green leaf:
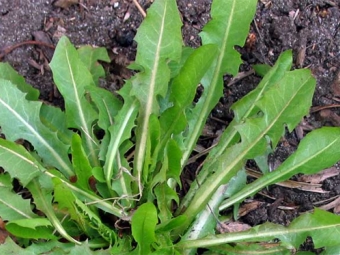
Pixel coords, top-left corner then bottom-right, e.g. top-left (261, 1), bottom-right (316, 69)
top-left (221, 127), bottom-right (340, 210)
top-left (0, 237), bottom-right (36, 255)
top-left (6, 218), bottom-right (56, 239)
top-left (0, 173), bottom-right (12, 188)
top-left (0, 138), bottom-right (43, 186)
top-left (132, 202), bottom-right (158, 254)
top-left (0, 187), bottom-right (37, 221)
top-left (50, 36), bottom-right (99, 166)
top-left (86, 86), bottom-right (122, 130)
top-left (178, 50), bottom-right (293, 215)
top-left (71, 133), bottom-right (94, 192)
top-left (179, 68), bottom-right (316, 234)
top-left (132, 0), bottom-right (182, 194)
top-left (181, 0), bottom-right (257, 166)
top-left (44, 170), bottom-right (125, 218)
top-left (78, 45), bottom-right (110, 86)
top-left (27, 178), bottom-right (81, 244)
top-left (0, 80), bottom-right (73, 177)
top-left (154, 183), bottom-right (179, 222)
top-left (200, 0), bottom-right (257, 76)
top-left (26, 239), bottom-right (111, 255)
top-left (176, 209), bottom-right (340, 251)
top-left (253, 64), bottom-right (272, 77)
top-left (154, 44), bottom-right (218, 170)
top-left (40, 104), bottom-right (73, 145)
top-left (73, 199), bottom-right (117, 245)
top-left (204, 243), bottom-right (291, 255)
top-left (0, 62), bottom-right (39, 100)
top-left (52, 177), bottom-right (85, 231)
top-left (156, 215), bottom-right (187, 233)
top-left (321, 245), bottom-right (340, 255)
top-left (181, 184), bottom-right (229, 255)
top-left (103, 81), bottom-right (138, 194)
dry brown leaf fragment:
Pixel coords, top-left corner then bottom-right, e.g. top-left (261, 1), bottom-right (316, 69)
top-left (238, 200), bottom-right (263, 217)
top-left (0, 218), bottom-right (9, 244)
top-left (53, 0), bottom-right (79, 9)
top-left (297, 167), bottom-right (340, 184)
top-left (217, 221), bottom-right (251, 234)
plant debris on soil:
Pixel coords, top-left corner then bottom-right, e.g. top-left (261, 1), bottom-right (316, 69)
top-left (0, 0), bottom-right (340, 253)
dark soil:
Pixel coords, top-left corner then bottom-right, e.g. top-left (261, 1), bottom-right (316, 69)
top-left (1, 0), bottom-right (340, 253)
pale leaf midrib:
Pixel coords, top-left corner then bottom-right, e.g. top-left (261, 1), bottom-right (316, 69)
top-left (65, 51), bottom-right (97, 164)
top-left (135, 3), bottom-right (168, 184)
top-left (0, 197), bottom-right (33, 219)
top-left (221, 135), bottom-right (339, 210)
top-left (0, 98), bottom-right (71, 174)
top-left (189, 76), bottom-right (310, 215)
top-left (187, 220), bottom-right (340, 247)
top-left (106, 102), bottom-right (137, 185)
top-left (182, 0), bottom-right (236, 166)
top-left (0, 144), bottom-right (40, 169)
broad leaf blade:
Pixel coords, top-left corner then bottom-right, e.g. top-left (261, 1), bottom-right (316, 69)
top-left (0, 187), bottom-right (37, 220)
top-left (178, 50), bottom-right (293, 215)
top-left (180, 69), bottom-right (316, 232)
top-left (0, 62), bottom-right (39, 100)
top-left (132, 202), bottom-right (158, 254)
top-left (176, 209), bottom-right (340, 251)
top-left (40, 104), bottom-right (73, 145)
top-left (221, 127), bottom-right (340, 210)
top-left (153, 44), bottom-right (218, 171)
top-left (86, 86), bottom-right (122, 130)
top-left (71, 134), bottom-right (94, 193)
top-left (0, 138), bottom-right (42, 186)
top-left (181, 0), bottom-right (257, 165)
top-left (103, 81), bottom-right (139, 195)
top-left (131, 0), bottom-right (182, 194)
top-left (0, 237), bottom-right (36, 255)
top-left (27, 178), bottom-right (81, 244)
top-left (78, 45), bottom-right (110, 86)
top-left (50, 36), bottom-right (99, 166)
top-left (6, 218), bottom-right (55, 239)
top-left (0, 80), bottom-right (73, 177)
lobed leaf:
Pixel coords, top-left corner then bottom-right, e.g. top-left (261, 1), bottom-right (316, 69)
top-left (0, 237), bottom-right (36, 255)
top-left (132, 202), bottom-right (158, 254)
top-left (77, 45), bottom-right (110, 86)
top-left (0, 237), bottom-right (110, 255)
top-left (86, 86), bottom-right (122, 131)
top-left (27, 178), bottom-right (81, 244)
top-left (181, 0), bottom-right (257, 166)
top-left (131, 0), bottom-right (182, 195)
top-left (0, 80), bottom-right (73, 177)
top-left (50, 36), bottom-right (99, 166)
top-left (176, 209), bottom-right (340, 251)
top-left (73, 199), bottom-right (117, 245)
top-left (179, 68), bottom-right (316, 233)
top-left (6, 218), bottom-right (55, 240)
top-left (0, 62), bottom-right (39, 100)
top-left (154, 44), bottom-right (218, 169)
top-left (0, 138), bottom-right (42, 186)
top-left (220, 127), bottom-right (340, 210)
top-left (0, 187), bottom-right (37, 221)
top-left (40, 104), bottom-right (73, 145)
top-left (154, 183), bottom-right (179, 223)
top-left (71, 133), bottom-right (94, 193)
top-left (103, 81), bottom-right (138, 196)
top-left (178, 50), bottom-right (293, 214)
